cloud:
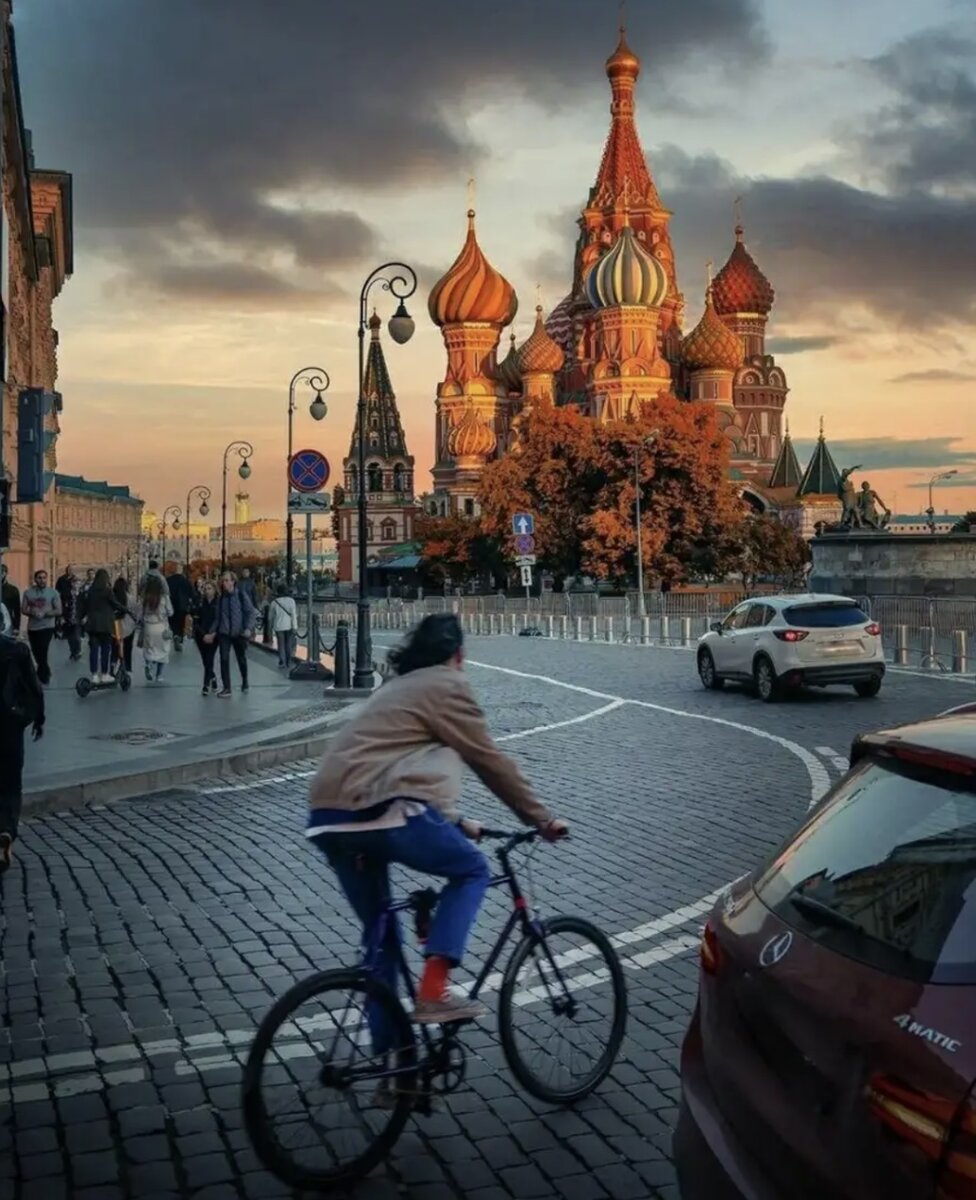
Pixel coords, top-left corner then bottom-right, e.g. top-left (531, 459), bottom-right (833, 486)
top-left (16, 0), bottom-right (768, 304)
top-left (791, 436), bottom-right (976, 472)
top-left (888, 368), bottom-right (976, 383)
top-left (766, 335), bottom-right (840, 355)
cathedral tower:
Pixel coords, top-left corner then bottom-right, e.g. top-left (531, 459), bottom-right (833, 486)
top-left (428, 208), bottom-right (517, 516)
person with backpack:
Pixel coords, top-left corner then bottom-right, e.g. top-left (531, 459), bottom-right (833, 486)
top-left (267, 582), bottom-right (298, 668)
top-left (0, 605), bottom-right (44, 871)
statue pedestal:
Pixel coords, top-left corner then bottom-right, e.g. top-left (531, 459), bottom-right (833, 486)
top-left (810, 532), bottom-right (976, 597)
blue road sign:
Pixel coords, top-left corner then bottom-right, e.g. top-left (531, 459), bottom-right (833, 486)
top-left (514, 533), bottom-right (535, 555)
top-left (512, 512), bottom-right (535, 536)
top-left (288, 448), bottom-right (330, 493)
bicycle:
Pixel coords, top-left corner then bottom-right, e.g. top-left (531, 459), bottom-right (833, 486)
top-left (242, 828), bottom-right (628, 1191)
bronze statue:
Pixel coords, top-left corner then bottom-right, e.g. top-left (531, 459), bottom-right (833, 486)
top-left (857, 480), bottom-right (891, 530)
top-left (838, 465), bottom-right (863, 528)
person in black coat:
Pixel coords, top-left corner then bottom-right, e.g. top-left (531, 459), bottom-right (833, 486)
top-left (79, 568), bottom-right (125, 683)
top-left (1, 565), bottom-right (21, 634)
top-left (167, 565), bottom-right (194, 651)
top-left (193, 580), bottom-right (220, 695)
top-left (0, 606), bottom-right (44, 871)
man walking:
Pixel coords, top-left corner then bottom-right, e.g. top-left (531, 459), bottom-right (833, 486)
top-left (238, 567), bottom-right (259, 612)
top-left (55, 563), bottom-right (83, 661)
top-left (0, 605), bottom-right (44, 871)
top-left (167, 564), bottom-right (194, 651)
top-left (21, 569), bottom-right (61, 685)
top-left (1, 565), bottom-right (21, 635)
top-left (216, 571), bottom-right (256, 697)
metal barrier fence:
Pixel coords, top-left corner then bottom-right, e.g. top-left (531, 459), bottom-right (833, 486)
top-left (309, 595), bottom-right (976, 674)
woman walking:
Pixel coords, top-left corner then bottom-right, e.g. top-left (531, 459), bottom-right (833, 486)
top-left (0, 604), bottom-right (44, 871)
top-left (112, 576), bottom-right (139, 673)
top-left (79, 569), bottom-right (124, 684)
top-left (194, 580), bottom-right (220, 695)
top-left (140, 574), bottom-right (173, 682)
top-left (268, 583), bottom-right (298, 669)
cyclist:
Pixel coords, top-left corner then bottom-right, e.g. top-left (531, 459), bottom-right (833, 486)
top-left (308, 613), bottom-right (567, 1028)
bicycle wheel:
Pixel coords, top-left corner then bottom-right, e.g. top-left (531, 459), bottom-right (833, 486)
top-left (242, 969), bottom-right (417, 1190)
top-left (499, 915), bottom-right (627, 1105)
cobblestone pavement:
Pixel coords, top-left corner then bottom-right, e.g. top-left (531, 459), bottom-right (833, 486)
top-left (1, 639), bottom-right (968, 1200)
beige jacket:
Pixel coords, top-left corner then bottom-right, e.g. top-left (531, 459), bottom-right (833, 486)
top-left (309, 664), bottom-right (550, 827)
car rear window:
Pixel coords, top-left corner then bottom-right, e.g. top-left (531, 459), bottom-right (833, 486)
top-left (783, 602), bottom-right (868, 628)
top-left (754, 758), bottom-right (976, 984)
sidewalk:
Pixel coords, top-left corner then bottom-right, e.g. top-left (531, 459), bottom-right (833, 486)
top-left (22, 636), bottom-right (355, 813)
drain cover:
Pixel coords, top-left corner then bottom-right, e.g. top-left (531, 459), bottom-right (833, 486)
top-left (101, 729), bottom-right (179, 746)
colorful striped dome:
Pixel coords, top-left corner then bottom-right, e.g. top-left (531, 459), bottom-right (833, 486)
top-left (446, 407), bottom-right (497, 459)
top-left (428, 210), bottom-right (518, 328)
top-left (584, 224), bottom-right (668, 310)
top-left (517, 306), bottom-right (565, 375)
top-left (682, 288), bottom-right (745, 372)
top-left (496, 330), bottom-right (523, 394)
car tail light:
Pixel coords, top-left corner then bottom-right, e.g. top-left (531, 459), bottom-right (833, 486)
top-left (865, 623), bottom-right (882, 636)
top-left (868, 1076), bottom-right (976, 1196)
top-left (700, 921), bottom-right (723, 975)
top-left (774, 629), bottom-right (809, 642)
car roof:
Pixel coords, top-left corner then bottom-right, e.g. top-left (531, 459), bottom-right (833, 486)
top-left (854, 713), bottom-right (976, 773)
top-left (737, 592), bottom-right (858, 607)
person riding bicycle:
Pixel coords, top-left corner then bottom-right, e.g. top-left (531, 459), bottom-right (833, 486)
top-left (308, 613), bottom-right (567, 1026)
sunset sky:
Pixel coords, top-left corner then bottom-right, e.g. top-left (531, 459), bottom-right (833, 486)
top-left (15, 0), bottom-right (976, 521)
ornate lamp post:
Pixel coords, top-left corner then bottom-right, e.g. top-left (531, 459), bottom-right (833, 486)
top-left (160, 505), bottom-right (182, 569)
top-left (634, 429), bottom-right (659, 618)
top-left (221, 442), bottom-right (253, 571)
top-left (185, 485), bottom-right (211, 570)
top-left (927, 469), bottom-right (958, 533)
top-left (354, 262), bottom-right (417, 689)
top-left (286, 367), bottom-right (330, 588)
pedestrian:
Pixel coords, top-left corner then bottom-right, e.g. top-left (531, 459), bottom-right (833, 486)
top-left (55, 563), bottom-right (83, 661)
top-left (216, 571), bottom-right (256, 697)
top-left (194, 580), bottom-right (220, 696)
top-left (167, 564), bottom-right (194, 651)
top-left (140, 574), bottom-right (173, 682)
top-left (140, 559), bottom-right (166, 597)
top-left (0, 603), bottom-right (44, 871)
top-left (238, 566), bottom-right (259, 613)
top-left (22, 569), bottom-right (61, 685)
top-left (111, 576), bottom-right (138, 673)
top-left (268, 583), bottom-right (298, 669)
top-left (79, 567), bottom-right (95, 602)
top-left (79, 568), bottom-right (124, 684)
top-left (1, 565), bottom-right (21, 635)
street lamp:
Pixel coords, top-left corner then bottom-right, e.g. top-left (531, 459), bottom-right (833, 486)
top-left (160, 505), bottom-right (182, 569)
top-left (927, 469), bottom-right (958, 533)
top-left (634, 429), bottom-right (660, 619)
top-left (286, 367), bottom-right (330, 589)
top-left (221, 441), bottom-right (254, 571)
top-left (354, 262), bottom-right (417, 688)
top-left (185, 484), bottom-right (211, 571)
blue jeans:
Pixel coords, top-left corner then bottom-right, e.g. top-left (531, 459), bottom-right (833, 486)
top-left (316, 807), bottom-right (491, 1052)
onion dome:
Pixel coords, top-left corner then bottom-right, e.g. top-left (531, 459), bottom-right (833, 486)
top-left (428, 209), bottom-right (518, 327)
top-left (606, 27), bottom-right (641, 82)
top-left (518, 306), bottom-right (565, 375)
top-left (496, 330), bottom-right (523, 394)
top-left (711, 225), bottom-right (775, 317)
top-left (584, 224), bottom-right (668, 309)
top-left (446, 406), bottom-right (497, 460)
top-left (681, 287), bottom-right (745, 372)
top-left (546, 291), bottom-right (575, 355)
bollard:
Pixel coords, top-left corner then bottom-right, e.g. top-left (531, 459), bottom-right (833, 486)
top-left (575, 615), bottom-right (583, 641)
top-left (921, 626), bottom-right (936, 667)
top-left (624, 617), bottom-right (633, 643)
top-left (895, 625), bottom-right (909, 666)
top-left (522, 611), bottom-right (529, 631)
top-left (640, 616), bottom-right (650, 645)
top-left (660, 615), bottom-right (670, 645)
top-left (952, 629), bottom-right (969, 674)
top-left (605, 617), bottom-right (614, 643)
top-left (333, 620), bottom-right (351, 689)
top-left (311, 614), bottom-right (321, 662)
top-left (559, 615), bottom-right (568, 640)
top-left (509, 614), bottom-right (517, 636)
top-left (544, 615), bottom-right (553, 638)
top-left (681, 617), bottom-right (692, 647)
top-left (588, 616), bottom-right (598, 641)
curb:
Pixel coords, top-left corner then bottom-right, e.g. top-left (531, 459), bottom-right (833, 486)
top-left (23, 709), bottom-right (353, 818)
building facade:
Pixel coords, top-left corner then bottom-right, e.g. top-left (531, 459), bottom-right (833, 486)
top-left (54, 474), bottom-right (143, 578)
top-left (1, 0), bottom-right (73, 589)
top-left (336, 312), bottom-right (419, 581)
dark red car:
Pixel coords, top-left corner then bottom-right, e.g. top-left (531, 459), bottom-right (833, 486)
top-left (675, 711), bottom-right (976, 1199)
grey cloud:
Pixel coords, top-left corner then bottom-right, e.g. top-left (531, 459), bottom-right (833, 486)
top-left (16, 0), bottom-right (767, 305)
top-left (766, 335), bottom-right (840, 355)
top-left (888, 368), bottom-right (976, 383)
top-left (791, 436), bottom-right (976, 472)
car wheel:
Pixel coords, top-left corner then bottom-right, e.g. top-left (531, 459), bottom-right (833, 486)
top-left (697, 648), bottom-right (724, 691)
top-left (854, 678), bottom-right (882, 699)
top-left (754, 655), bottom-right (779, 703)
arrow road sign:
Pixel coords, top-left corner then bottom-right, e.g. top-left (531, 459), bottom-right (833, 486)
top-left (288, 448), bottom-right (330, 493)
top-left (520, 565), bottom-right (533, 588)
top-left (515, 554), bottom-right (537, 567)
top-left (514, 533), bottom-right (535, 555)
top-left (288, 491), bottom-right (331, 512)
top-left (512, 512), bottom-right (535, 536)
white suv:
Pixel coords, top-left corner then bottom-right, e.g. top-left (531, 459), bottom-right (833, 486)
top-left (696, 593), bottom-right (885, 702)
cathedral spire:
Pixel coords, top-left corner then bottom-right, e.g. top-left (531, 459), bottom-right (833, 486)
top-left (348, 311), bottom-right (408, 459)
top-left (797, 419), bottom-right (842, 497)
top-left (768, 422), bottom-right (802, 490)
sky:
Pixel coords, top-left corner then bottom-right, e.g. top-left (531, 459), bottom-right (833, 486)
top-left (14, 0), bottom-right (976, 522)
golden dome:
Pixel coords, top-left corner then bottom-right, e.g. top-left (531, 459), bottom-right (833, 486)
top-left (428, 210), bottom-right (518, 328)
top-left (682, 287), bottom-right (745, 372)
top-left (446, 407), bottom-right (497, 460)
top-left (606, 27), bottom-right (640, 82)
top-left (496, 330), bottom-right (523, 394)
top-left (517, 305), bottom-right (565, 375)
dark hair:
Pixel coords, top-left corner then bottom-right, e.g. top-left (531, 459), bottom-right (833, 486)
top-left (275, 582), bottom-right (288, 597)
top-left (143, 574), bottom-right (165, 613)
top-left (93, 568), bottom-right (111, 591)
top-left (148, 560), bottom-right (159, 571)
top-left (113, 576), bottom-right (128, 604)
top-left (387, 614), bottom-right (463, 676)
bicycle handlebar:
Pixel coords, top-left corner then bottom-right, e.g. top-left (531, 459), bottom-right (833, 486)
top-left (477, 827), bottom-right (568, 856)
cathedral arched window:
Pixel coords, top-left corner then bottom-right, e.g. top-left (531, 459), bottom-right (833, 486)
top-left (393, 464), bottom-right (405, 492)
top-left (367, 464), bottom-right (382, 492)
top-left (348, 464), bottom-right (358, 495)
top-left (370, 413), bottom-right (379, 428)
top-left (381, 519), bottom-right (396, 541)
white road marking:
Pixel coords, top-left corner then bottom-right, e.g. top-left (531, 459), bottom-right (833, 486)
top-left (496, 698), bottom-right (626, 742)
top-left (815, 745), bottom-right (850, 774)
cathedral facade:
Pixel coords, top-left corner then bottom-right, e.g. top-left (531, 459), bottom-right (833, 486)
top-left (426, 29), bottom-right (808, 521)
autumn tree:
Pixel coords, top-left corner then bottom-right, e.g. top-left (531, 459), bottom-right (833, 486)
top-left (736, 514), bottom-right (811, 588)
top-left (414, 513), bottom-right (508, 587)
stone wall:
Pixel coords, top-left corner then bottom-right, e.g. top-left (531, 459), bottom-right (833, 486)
top-left (809, 533), bottom-right (976, 597)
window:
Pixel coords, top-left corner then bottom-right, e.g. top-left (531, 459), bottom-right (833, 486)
top-left (464, 498), bottom-right (475, 516)
top-left (755, 757), bottom-right (976, 984)
top-left (744, 603), bottom-right (772, 628)
top-left (784, 602), bottom-right (868, 628)
top-left (367, 465), bottom-right (382, 492)
top-left (722, 604), bottom-right (751, 632)
top-left (381, 520), bottom-right (396, 541)
top-left (393, 464), bottom-right (405, 492)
